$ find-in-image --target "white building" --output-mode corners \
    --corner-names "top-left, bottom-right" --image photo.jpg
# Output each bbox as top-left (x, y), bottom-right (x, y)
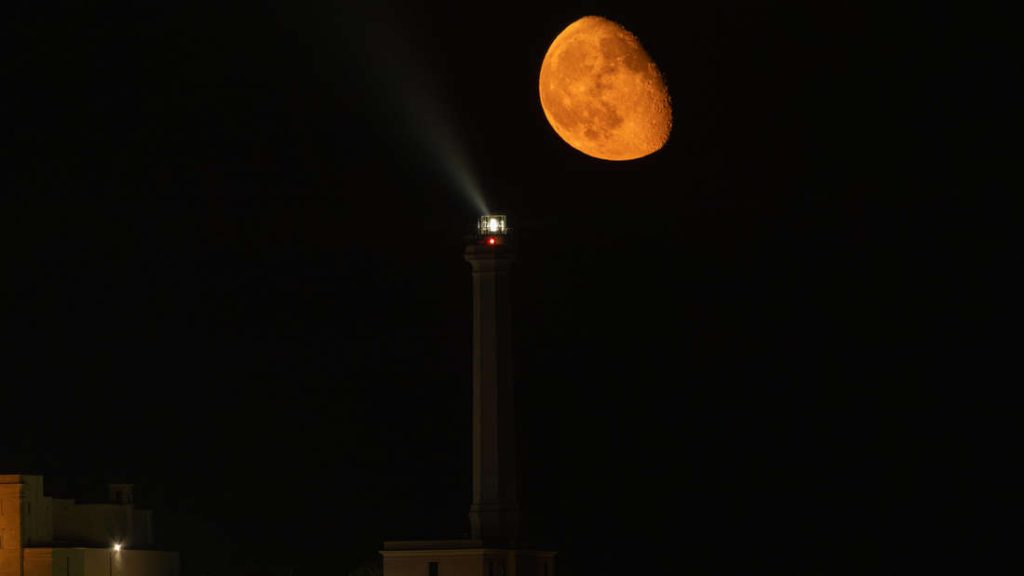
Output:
top-left (1, 475), bottom-right (178, 576)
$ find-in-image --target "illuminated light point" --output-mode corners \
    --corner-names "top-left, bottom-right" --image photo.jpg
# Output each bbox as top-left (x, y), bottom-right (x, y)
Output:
top-left (487, 237), bottom-right (496, 245)
top-left (113, 543), bottom-right (122, 552)
top-left (477, 214), bottom-right (507, 236)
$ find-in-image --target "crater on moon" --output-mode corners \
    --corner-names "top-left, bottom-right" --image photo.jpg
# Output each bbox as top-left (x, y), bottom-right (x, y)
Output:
top-left (539, 15), bottom-right (672, 161)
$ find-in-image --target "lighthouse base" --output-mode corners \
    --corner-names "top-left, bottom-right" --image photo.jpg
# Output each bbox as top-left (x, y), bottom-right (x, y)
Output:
top-left (381, 540), bottom-right (555, 576)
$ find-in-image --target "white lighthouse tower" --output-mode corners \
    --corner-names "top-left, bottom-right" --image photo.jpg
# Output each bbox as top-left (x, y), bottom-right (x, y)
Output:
top-left (381, 215), bottom-right (555, 576)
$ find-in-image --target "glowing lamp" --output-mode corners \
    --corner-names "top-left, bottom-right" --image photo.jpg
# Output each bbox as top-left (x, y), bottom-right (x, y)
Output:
top-left (478, 215), bottom-right (508, 236)
top-left (113, 543), bottom-right (122, 552)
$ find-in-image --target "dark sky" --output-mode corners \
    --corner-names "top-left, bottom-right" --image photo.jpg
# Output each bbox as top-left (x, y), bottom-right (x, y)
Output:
top-left (4, 1), bottom-right (1012, 575)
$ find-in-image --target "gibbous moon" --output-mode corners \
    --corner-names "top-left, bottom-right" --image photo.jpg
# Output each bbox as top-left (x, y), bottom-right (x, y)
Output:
top-left (539, 16), bottom-right (671, 161)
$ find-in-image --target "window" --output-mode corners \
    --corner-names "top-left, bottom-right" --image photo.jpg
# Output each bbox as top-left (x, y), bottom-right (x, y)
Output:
top-left (428, 562), bottom-right (438, 576)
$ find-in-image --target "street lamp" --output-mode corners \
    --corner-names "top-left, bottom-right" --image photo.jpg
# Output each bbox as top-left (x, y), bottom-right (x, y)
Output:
top-left (110, 543), bottom-right (122, 576)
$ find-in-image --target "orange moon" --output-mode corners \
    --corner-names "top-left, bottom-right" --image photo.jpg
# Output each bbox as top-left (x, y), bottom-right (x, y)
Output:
top-left (539, 16), bottom-right (672, 161)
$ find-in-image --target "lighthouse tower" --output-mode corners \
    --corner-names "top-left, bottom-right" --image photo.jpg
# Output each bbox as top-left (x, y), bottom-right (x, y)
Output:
top-left (381, 215), bottom-right (555, 576)
top-left (465, 215), bottom-right (519, 546)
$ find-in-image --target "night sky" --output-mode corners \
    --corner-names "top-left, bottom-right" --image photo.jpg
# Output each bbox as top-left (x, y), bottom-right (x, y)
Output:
top-left (4, 2), bottom-right (1012, 575)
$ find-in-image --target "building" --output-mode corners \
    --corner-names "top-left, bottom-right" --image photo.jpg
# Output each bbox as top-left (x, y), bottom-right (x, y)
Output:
top-left (380, 216), bottom-right (556, 576)
top-left (0, 475), bottom-right (179, 576)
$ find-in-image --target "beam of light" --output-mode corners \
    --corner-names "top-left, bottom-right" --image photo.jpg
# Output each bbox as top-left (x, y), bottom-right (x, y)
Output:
top-left (429, 116), bottom-right (489, 215)
top-left (333, 2), bottom-right (489, 215)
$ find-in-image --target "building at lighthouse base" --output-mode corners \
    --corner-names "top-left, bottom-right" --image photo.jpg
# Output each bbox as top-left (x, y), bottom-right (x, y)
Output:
top-left (381, 540), bottom-right (554, 576)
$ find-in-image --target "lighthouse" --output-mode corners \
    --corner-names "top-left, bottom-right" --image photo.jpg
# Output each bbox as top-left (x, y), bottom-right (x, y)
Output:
top-left (381, 215), bottom-right (555, 576)
top-left (465, 215), bottom-right (519, 545)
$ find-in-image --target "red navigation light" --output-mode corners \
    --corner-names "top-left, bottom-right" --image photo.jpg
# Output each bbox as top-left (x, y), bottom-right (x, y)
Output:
top-left (487, 237), bottom-right (497, 245)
